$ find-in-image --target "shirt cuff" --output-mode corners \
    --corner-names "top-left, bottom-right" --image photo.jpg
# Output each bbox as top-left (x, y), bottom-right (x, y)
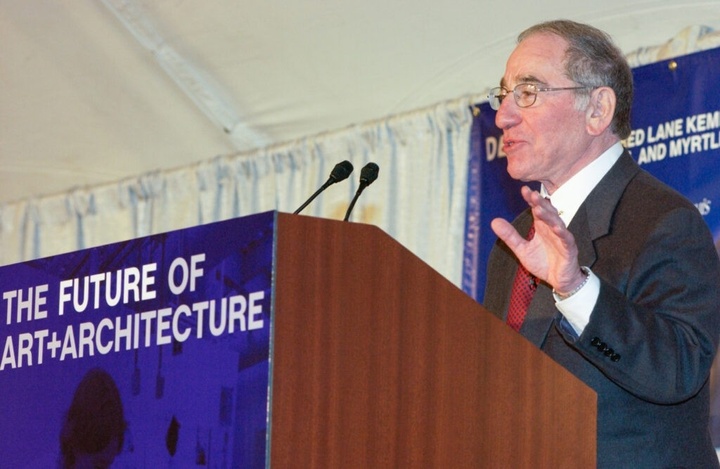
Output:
top-left (553, 269), bottom-right (600, 335)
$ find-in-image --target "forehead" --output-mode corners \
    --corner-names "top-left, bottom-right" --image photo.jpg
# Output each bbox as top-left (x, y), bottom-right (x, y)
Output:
top-left (501, 33), bottom-right (569, 87)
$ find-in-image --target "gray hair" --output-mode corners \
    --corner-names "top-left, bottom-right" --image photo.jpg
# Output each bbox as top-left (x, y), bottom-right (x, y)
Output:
top-left (518, 20), bottom-right (633, 139)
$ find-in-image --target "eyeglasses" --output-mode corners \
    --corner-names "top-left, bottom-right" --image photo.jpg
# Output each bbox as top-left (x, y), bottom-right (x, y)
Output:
top-left (487, 83), bottom-right (592, 110)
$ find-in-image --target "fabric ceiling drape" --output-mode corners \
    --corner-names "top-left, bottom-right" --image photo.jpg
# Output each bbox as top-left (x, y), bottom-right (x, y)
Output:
top-left (0, 97), bottom-right (474, 285)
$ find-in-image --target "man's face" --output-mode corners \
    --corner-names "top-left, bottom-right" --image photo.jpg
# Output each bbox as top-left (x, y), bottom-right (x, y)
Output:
top-left (495, 33), bottom-right (593, 192)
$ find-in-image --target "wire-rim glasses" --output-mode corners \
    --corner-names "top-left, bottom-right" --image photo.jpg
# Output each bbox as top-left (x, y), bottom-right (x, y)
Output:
top-left (487, 83), bottom-right (593, 110)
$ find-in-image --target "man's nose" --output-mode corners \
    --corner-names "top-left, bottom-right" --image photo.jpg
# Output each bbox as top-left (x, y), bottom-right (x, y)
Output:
top-left (494, 95), bottom-right (520, 130)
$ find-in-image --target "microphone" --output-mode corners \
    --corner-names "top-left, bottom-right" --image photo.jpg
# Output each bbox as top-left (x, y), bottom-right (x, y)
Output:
top-left (343, 162), bottom-right (379, 221)
top-left (293, 160), bottom-right (354, 214)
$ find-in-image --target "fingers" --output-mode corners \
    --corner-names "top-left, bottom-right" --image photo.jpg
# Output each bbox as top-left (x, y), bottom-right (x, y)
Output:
top-left (492, 186), bottom-right (554, 249)
top-left (492, 186), bottom-right (579, 287)
top-left (520, 186), bottom-right (563, 231)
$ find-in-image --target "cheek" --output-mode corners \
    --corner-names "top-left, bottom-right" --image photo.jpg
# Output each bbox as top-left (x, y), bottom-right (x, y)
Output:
top-left (534, 113), bottom-right (582, 151)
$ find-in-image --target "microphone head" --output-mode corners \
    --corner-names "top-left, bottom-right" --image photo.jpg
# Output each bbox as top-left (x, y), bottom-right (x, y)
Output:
top-left (359, 162), bottom-right (379, 186)
top-left (329, 160), bottom-right (354, 183)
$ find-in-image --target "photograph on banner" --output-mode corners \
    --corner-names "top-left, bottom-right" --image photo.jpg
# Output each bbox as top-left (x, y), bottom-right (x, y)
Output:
top-left (0, 212), bottom-right (275, 468)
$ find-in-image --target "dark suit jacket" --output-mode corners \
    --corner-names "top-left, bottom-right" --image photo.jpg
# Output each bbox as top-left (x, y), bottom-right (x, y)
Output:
top-left (484, 151), bottom-right (720, 468)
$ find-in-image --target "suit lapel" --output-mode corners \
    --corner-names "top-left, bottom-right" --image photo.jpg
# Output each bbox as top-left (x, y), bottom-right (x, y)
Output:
top-left (518, 150), bottom-right (640, 347)
top-left (575, 150), bottom-right (639, 257)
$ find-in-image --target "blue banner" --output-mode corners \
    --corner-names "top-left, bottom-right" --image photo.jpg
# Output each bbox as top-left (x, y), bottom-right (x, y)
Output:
top-left (461, 102), bottom-right (533, 302)
top-left (1, 211), bottom-right (275, 468)
top-left (626, 49), bottom-right (720, 237)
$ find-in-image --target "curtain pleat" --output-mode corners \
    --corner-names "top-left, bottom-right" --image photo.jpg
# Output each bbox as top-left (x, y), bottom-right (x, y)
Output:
top-left (0, 97), bottom-right (474, 286)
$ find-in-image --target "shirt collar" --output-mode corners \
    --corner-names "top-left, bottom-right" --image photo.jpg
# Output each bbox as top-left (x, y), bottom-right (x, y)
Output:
top-left (541, 142), bottom-right (623, 225)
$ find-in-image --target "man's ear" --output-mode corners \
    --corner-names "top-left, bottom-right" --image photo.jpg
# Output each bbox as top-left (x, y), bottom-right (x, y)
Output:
top-left (585, 86), bottom-right (616, 136)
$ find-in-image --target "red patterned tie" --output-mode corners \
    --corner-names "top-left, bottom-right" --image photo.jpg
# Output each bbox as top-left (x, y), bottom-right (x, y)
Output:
top-left (506, 224), bottom-right (536, 332)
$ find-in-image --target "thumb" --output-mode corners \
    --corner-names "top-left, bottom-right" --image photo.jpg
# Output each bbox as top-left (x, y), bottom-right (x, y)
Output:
top-left (491, 217), bottom-right (524, 251)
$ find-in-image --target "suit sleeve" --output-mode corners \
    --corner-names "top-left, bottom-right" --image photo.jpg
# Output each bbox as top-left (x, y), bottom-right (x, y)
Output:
top-left (559, 205), bottom-right (720, 404)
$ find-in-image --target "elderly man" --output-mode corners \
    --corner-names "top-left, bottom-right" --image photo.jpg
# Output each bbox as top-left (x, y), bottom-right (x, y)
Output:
top-left (484, 19), bottom-right (720, 468)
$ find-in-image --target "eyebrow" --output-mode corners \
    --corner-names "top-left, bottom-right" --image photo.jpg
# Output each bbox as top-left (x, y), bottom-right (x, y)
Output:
top-left (500, 74), bottom-right (547, 88)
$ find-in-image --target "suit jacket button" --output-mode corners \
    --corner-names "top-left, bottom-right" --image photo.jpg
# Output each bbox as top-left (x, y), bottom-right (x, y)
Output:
top-left (599, 342), bottom-right (609, 352)
top-left (591, 337), bottom-right (601, 347)
top-left (611, 353), bottom-right (621, 362)
top-left (604, 348), bottom-right (614, 357)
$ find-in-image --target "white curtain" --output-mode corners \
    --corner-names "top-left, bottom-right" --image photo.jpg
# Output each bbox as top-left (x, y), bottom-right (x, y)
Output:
top-left (0, 97), bottom-right (475, 286)
top-left (625, 25), bottom-right (720, 67)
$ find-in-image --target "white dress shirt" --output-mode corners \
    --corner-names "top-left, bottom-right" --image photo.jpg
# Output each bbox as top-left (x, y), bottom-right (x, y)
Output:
top-left (540, 141), bottom-right (624, 335)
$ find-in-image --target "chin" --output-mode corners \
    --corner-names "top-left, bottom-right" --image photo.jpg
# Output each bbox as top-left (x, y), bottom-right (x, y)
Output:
top-left (506, 154), bottom-right (536, 182)
top-left (506, 164), bottom-right (528, 182)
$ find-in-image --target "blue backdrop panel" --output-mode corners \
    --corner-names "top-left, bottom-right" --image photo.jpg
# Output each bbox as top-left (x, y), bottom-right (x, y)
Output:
top-left (0, 211), bottom-right (275, 468)
top-left (627, 48), bottom-right (720, 236)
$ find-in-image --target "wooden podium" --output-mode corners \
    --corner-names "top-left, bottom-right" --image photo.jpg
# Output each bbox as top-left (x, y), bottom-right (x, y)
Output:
top-left (268, 213), bottom-right (596, 467)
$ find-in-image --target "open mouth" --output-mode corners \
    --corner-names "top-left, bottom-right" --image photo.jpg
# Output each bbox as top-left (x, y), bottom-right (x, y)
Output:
top-left (503, 138), bottom-right (519, 150)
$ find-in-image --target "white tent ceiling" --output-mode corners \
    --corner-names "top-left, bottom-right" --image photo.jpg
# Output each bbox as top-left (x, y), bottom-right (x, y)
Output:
top-left (2, 0), bottom-right (719, 206)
